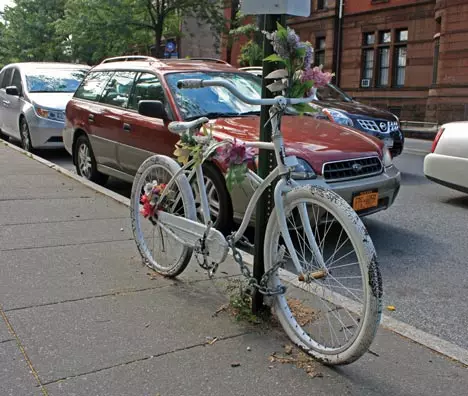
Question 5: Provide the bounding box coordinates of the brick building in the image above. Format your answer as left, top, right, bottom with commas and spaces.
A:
225, 0, 468, 124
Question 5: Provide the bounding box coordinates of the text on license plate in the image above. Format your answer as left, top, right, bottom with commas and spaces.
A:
352, 191, 379, 211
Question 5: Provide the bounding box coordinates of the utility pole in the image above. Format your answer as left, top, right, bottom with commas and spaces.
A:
252, 13, 286, 314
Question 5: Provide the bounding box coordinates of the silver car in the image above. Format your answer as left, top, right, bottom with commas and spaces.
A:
0, 62, 90, 151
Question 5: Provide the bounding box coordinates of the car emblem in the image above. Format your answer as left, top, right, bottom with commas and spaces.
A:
352, 163, 363, 173
379, 122, 388, 131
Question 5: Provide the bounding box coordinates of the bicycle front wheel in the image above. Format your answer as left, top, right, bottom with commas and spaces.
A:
264, 185, 382, 365
131, 155, 196, 277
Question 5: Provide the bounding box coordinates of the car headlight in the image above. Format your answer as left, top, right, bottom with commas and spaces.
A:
291, 158, 316, 180
35, 107, 65, 122
322, 108, 354, 127
382, 147, 393, 167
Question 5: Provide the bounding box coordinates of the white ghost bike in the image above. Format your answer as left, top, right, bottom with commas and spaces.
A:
130, 78, 383, 365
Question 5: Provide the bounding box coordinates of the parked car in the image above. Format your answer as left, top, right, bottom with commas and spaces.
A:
240, 66, 405, 157
64, 56, 401, 233
424, 122, 468, 193
0, 62, 90, 151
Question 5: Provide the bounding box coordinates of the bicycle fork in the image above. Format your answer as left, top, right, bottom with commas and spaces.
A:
273, 177, 328, 282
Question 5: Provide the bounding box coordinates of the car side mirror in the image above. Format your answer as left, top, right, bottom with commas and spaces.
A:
6, 86, 20, 96
138, 100, 167, 119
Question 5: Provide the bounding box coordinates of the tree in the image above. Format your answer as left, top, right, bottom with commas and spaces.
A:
58, 0, 225, 62
0, 0, 69, 64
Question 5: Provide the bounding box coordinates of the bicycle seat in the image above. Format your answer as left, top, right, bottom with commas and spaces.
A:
168, 117, 209, 135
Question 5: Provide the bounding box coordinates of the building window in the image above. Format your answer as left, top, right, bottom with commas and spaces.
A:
361, 28, 408, 88
377, 47, 390, 87
315, 37, 326, 66
433, 18, 441, 85
317, 0, 327, 10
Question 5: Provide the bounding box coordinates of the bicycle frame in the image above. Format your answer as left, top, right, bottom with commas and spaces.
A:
156, 104, 326, 274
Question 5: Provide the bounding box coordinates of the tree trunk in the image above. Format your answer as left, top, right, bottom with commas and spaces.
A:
154, 17, 165, 58
225, 0, 239, 64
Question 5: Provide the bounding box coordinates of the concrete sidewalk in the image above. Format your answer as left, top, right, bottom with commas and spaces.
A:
0, 142, 466, 396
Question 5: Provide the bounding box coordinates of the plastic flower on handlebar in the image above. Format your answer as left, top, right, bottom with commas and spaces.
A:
215, 139, 257, 192
173, 124, 216, 166
263, 23, 334, 113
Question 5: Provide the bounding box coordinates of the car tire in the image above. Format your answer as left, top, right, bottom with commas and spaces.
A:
19, 118, 34, 153
191, 162, 234, 236
0, 129, 9, 141
74, 134, 108, 185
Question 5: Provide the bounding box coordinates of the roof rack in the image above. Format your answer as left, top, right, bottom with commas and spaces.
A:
164, 58, 232, 65
100, 55, 160, 64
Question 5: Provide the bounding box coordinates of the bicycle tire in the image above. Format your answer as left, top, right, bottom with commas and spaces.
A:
131, 155, 197, 277
264, 185, 382, 365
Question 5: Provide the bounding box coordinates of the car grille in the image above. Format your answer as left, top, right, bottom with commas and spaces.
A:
322, 156, 383, 182
357, 119, 399, 133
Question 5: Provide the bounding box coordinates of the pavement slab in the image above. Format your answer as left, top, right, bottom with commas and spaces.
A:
0, 340, 43, 396
0, 195, 127, 226
44, 329, 468, 396
0, 240, 168, 311
0, 173, 99, 200
0, 217, 133, 252
0, 319, 13, 343
6, 280, 249, 384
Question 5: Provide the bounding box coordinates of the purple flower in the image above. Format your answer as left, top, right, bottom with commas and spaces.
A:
303, 42, 314, 70
302, 66, 334, 89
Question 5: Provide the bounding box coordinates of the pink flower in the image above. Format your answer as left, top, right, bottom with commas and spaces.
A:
302, 66, 334, 89
215, 139, 256, 168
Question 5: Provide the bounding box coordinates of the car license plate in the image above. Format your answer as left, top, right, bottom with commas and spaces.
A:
352, 190, 379, 212
383, 137, 394, 148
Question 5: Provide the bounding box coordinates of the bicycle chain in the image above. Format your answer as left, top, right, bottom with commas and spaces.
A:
227, 235, 286, 296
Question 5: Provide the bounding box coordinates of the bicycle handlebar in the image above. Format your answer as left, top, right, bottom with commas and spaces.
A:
176, 79, 316, 106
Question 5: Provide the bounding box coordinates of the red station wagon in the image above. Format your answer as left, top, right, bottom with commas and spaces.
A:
63, 56, 401, 233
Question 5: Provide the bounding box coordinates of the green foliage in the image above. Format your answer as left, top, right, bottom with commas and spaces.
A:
0, 0, 226, 66
238, 40, 263, 67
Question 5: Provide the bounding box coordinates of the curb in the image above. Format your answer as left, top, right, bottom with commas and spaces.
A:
3, 138, 467, 367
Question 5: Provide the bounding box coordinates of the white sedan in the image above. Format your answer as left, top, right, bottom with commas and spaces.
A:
424, 121, 468, 193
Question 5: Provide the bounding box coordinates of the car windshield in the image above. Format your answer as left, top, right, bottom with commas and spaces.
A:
316, 84, 353, 102
25, 69, 89, 93
165, 71, 263, 120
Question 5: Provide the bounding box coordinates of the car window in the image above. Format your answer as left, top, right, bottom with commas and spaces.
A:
24, 68, 88, 93
165, 71, 261, 120
74, 71, 114, 102
11, 69, 23, 95
0, 68, 13, 89
100, 71, 137, 108
128, 72, 171, 116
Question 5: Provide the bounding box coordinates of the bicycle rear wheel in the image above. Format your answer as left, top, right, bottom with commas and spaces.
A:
264, 185, 382, 365
130, 155, 196, 277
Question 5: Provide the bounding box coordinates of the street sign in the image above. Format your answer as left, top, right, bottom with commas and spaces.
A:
241, 0, 310, 17
165, 41, 176, 53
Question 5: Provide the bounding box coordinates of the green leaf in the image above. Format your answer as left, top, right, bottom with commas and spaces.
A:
292, 103, 318, 115
264, 54, 286, 64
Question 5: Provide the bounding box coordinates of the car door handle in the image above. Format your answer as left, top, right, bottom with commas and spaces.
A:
2, 100, 10, 106
123, 123, 131, 132
88, 114, 95, 122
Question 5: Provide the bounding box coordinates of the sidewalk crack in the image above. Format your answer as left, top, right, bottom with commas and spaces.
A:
0, 238, 134, 252
41, 332, 251, 387
0, 305, 48, 395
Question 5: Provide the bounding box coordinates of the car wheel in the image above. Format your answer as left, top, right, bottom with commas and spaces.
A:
20, 119, 34, 153
74, 134, 108, 185
0, 129, 9, 141
190, 162, 233, 236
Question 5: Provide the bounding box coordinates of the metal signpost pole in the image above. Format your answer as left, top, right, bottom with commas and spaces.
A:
240, 1, 311, 315
252, 13, 286, 315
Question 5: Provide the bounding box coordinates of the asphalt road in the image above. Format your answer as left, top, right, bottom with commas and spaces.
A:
23, 138, 468, 351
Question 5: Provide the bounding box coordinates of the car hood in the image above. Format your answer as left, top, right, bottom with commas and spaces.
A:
28, 92, 74, 110
209, 116, 384, 175
313, 99, 397, 120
